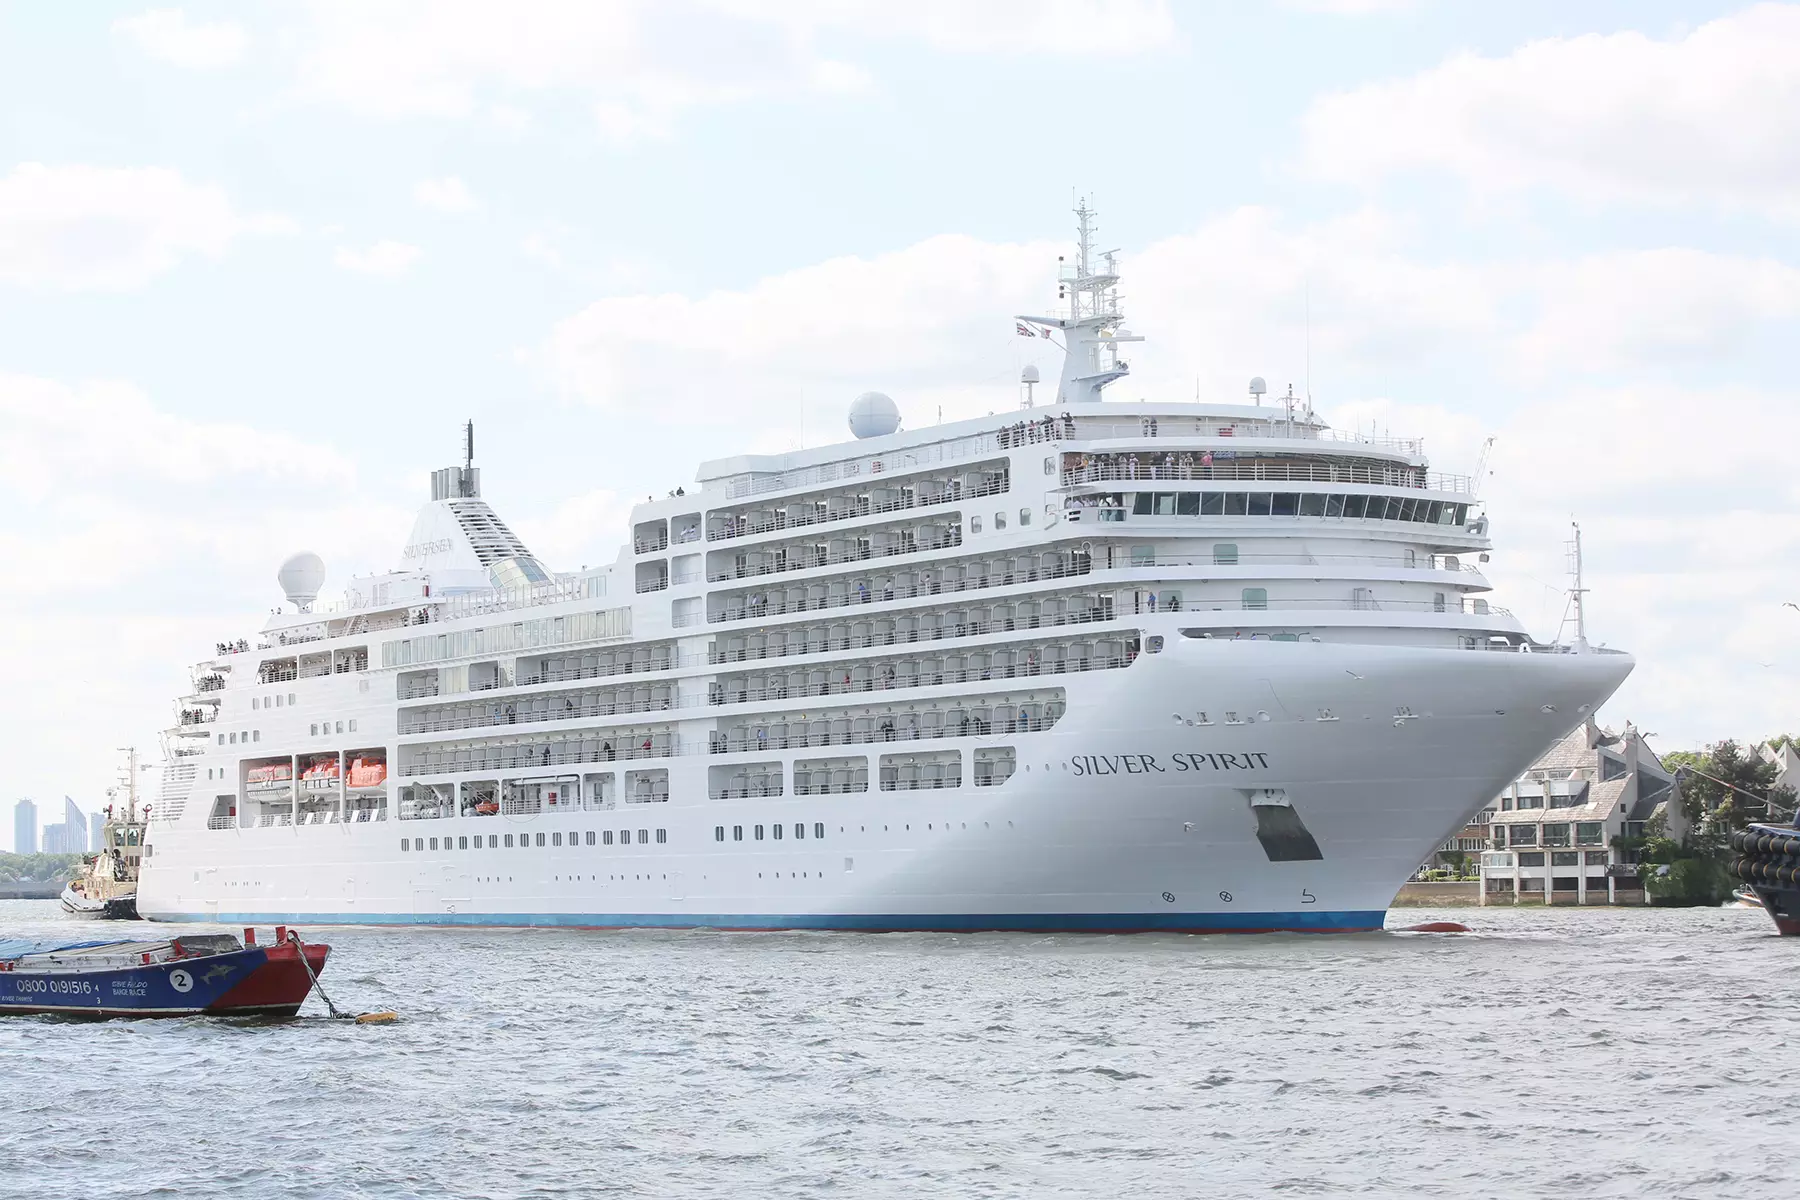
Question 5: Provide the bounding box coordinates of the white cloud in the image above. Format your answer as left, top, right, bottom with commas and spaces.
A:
0, 163, 290, 290
0, 374, 405, 827
291, 0, 1172, 137
1279, 0, 1416, 13
333, 239, 422, 275
113, 8, 249, 69
414, 176, 479, 213
1300, 4, 1800, 218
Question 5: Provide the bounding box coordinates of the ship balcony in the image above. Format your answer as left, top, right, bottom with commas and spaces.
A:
704, 469, 1009, 547
1059, 457, 1468, 493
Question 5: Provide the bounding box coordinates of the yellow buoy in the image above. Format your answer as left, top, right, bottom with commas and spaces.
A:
355, 1011, 400, 1025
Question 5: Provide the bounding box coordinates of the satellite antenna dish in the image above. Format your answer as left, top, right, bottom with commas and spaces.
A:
1021, 364, 1041, 408
278, 552, 326, 613
1249, 377, 1267, 406
848, 392, 901, 439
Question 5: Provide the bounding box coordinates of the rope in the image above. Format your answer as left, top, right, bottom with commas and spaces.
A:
286, 930, 351, 1020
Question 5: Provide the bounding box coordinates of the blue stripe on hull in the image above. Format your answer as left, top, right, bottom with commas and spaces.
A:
153, 909, 1387, 933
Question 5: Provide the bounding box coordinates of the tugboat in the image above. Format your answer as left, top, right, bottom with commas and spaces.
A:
60, 749, 148, 920
1728, 824, 1800, 934
0, 927, 329, 1018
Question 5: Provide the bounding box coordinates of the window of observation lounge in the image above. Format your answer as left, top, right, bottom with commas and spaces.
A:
1133, 491, 1467, 526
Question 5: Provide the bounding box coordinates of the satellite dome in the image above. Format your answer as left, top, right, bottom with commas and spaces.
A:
278, 552, 326, 612
848, 391, 901, 439
1021, 364, 1041, 384
1249, 376, 1267, 397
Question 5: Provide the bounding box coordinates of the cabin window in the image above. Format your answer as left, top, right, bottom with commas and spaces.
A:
585, 831, 595, 845
349, 719, 358, 732
1201, 493, 1224, 515
505, 834, 514, 847
252, 731, 260, 742
1176, 493, 1199, 516
638, 829, 649, 844
1248, 493, 1272, 516
619, 829, 629, 844
604, 831, 614, 845
1242, 588, 1268, 610
733, 825, 743, 841
401, 838, 410, 851
429, 838, 438, 850
1019, 508, 1032, 526
335, 721, 344, 734
535, 833, 545, 847
1272, 493, 1298, 516
656, 829, 667, 844
971, 516, 983, 533
814, 823, 825, 839
1325, 495, 1344, 517
288, 693, 295, 705
251, 698, 259, 711
228, 732, 236, 745
1213, 543, 1238, 565
1343, 496, 1367, 519
1132, 493, 1153, 515
552, 833, 563, 846
772, 823, 784, 840
1299, 494, 1326, 517
489, 836, 498, 848
715, 826, 725, 842
1223, 493, 1248, 515
755, 825, 765, 840
793, 823, 805, 839
309, 724, 318, 736
995, 511, 1007, 530
217, 734, 224, 745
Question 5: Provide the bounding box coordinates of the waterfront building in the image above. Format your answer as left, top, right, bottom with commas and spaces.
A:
91, 810, 105, 852
12, 798, 36, 855
1479, 720, 1684, 905
1758, 741, 1799, 820
41, 797, 88, 854
1418, 801, 1495, 876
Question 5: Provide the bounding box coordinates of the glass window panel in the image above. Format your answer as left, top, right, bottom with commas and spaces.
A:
1299, 494, 1326, 517
1213, 543, 1238, 565
1271, 493, 1298, 516
1176, 493, 1200, 516
1223, 493, 1247, 515
1201, 493, 1224, 515
1247, 493, 1272, 516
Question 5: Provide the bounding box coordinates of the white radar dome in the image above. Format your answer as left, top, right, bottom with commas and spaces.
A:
278, 552, 326, 612
1021, 364, 1041, 384
1249, 376, 1267, 397
848, 391, 901, 439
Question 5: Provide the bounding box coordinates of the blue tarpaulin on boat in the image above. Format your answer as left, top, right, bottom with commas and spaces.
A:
0, 937, 134, 961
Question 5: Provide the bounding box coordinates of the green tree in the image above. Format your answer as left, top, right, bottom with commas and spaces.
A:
1669, 739, 1795, 838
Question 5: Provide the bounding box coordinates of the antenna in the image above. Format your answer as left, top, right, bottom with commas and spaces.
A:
1471, 435, 1496, 499
464, 420, 474, 470
1558, 521, 1590, 652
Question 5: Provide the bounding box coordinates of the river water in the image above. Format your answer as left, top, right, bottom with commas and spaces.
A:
2, 900, 1796, 1199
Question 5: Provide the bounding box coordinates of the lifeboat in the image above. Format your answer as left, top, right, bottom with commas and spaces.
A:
347, 757, 387, 790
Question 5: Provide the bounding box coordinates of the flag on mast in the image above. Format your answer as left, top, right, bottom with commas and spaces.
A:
1015, 322, 1039, 337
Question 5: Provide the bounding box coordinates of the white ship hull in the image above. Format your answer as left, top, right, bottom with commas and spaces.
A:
139, 638, 1630, 932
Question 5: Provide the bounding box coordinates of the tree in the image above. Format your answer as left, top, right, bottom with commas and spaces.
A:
1667, 739, 1795, 840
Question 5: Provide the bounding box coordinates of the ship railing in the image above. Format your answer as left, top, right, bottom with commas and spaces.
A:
1070, 418, 1423, 453
705, 474, 1009, 543
720, 433, 1002, 500
635, 577, 670, 594
1176, 597, 1511, 618
401, 696, 676, 735
1059, 461, 1469, 493
711, 655, 1129, 707
1106, 552, 1483, 573
713, 715, 1056, 756
514, 658, 675, 687
706, 528, 963, 584
708, 606, 1121, 665
880, 777, 965, 791
708, 555, 1090, 622
397, 740, 679, 778
793, 782, 871, 795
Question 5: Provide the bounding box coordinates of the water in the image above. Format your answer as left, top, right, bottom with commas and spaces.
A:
2, 900, 1796, 1199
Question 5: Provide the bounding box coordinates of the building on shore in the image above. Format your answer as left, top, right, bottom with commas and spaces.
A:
40, 796, 87, 855
1480, 720, 1684, 905
1418, 802, 1496, 876
90, 810, 104, 853
1758, 741, 1799, 821
11, 798, 37, 855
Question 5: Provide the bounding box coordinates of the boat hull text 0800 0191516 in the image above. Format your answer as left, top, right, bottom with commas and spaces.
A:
135, 201, 1632, 934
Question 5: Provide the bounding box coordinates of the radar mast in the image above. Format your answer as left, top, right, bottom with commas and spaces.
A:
1016, 198, 1143, 405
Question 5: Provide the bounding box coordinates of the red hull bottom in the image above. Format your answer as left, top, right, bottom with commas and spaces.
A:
206, 940, 328, 1014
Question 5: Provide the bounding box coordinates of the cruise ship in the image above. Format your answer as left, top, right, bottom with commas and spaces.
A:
138, 204, 1633, 932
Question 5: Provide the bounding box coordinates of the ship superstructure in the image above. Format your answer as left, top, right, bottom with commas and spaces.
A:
138, 204, 1634, 931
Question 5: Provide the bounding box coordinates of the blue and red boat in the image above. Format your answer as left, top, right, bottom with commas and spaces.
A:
0, 928, 329, 1018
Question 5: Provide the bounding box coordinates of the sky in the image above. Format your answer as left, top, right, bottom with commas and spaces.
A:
3, 0, 1797, 845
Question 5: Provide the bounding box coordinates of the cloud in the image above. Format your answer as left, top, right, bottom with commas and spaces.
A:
333, 239, 422, 275
112, 8, 249, 69
1299, 3, 1800, 218
1279, 0, 1416, 13
0, 163, 290, 290
414, 176, 479, 213
291, 0, 1173, 137
0, 374, 408, 825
